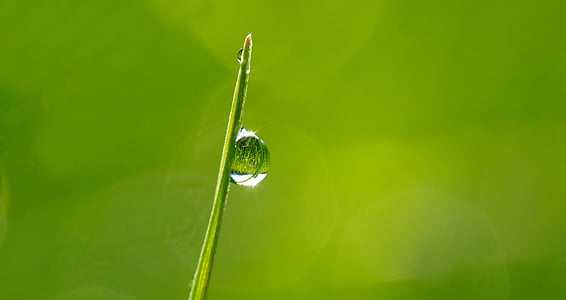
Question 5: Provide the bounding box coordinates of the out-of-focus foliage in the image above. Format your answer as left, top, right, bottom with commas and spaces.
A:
0, 0, 564, 299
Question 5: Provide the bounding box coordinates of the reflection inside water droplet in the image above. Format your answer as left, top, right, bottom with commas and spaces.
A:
237, 48, 243, 63
230, 173, 268, 187
230, 128, 270, 187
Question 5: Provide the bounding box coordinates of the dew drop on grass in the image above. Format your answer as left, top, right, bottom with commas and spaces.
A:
230, 128, 270, 187
237, 48, 243, 63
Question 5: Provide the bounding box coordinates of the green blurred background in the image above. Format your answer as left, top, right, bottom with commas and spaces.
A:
0, 0, 565, 299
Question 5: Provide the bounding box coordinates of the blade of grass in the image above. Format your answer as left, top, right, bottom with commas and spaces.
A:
188, 33, 253, 300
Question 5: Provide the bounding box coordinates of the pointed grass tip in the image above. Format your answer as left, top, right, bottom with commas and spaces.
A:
245, 33, 252, 46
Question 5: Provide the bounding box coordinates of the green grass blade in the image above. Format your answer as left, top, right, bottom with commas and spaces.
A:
188, 33, 253, 300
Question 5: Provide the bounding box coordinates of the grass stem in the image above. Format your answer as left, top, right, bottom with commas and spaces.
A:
188, 33, 253, 300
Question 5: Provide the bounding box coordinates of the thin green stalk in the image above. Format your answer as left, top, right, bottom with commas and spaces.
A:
188, 33, 253, 300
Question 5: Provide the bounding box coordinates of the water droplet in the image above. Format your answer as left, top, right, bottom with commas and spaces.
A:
237, 48, 243, 63
230, 128, 270, 187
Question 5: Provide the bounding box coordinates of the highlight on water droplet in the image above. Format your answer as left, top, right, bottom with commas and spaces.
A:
230, 128, 270, 187
237, 48, 243, 63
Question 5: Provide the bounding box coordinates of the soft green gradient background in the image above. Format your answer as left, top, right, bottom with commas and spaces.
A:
1, 0, 565, 299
